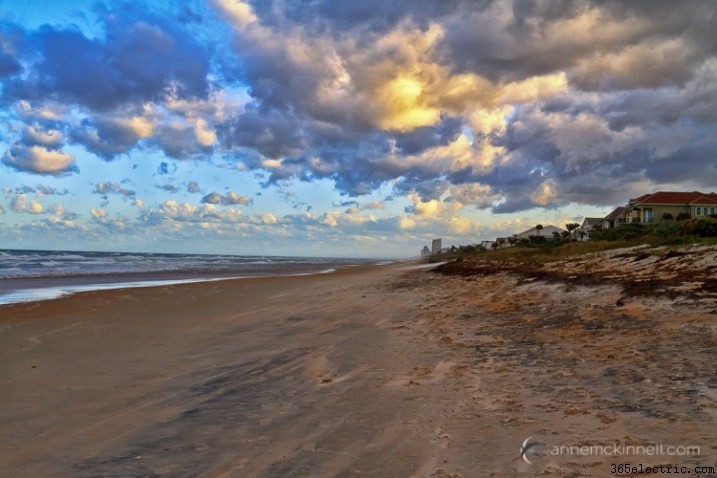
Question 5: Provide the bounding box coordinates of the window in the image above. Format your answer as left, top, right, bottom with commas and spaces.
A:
643, 208, 654, 223
696, 207, 702, 216
712, 207, 716, 215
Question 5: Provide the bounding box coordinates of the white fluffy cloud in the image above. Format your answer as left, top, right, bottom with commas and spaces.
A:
3, 145, 76, 175
90, 207, 107, 218
10, 194, 44, 214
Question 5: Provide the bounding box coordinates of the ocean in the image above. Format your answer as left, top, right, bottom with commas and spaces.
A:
0, 249, 384, 305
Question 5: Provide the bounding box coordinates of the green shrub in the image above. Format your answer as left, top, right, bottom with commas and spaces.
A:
682, 217, 717, 237
591, 223, 646, 241
654, 223, 681, 238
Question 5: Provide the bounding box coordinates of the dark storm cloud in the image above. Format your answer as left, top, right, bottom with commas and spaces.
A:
0, 23, 24, 77
218, 107, 306, 159
247, 0, 482, 36
441, 0, 716, 87
0, 7, 210, 110
643, 144, 717, 187
152, 124, 211, 159
0, 50, 20, 77
392, 116, 463, 155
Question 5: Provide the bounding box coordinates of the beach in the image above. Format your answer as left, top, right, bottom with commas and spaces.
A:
1, 252, 716, 477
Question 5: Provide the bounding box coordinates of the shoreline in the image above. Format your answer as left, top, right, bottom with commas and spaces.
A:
1, 255, 714, 476
0, 263, 395, 306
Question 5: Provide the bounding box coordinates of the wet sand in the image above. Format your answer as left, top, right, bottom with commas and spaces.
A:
1, 253, 715, 477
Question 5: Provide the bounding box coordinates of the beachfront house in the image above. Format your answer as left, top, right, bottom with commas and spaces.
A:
623, 191, 717, 224
495, 237, 512, 248
515, 225, 566, 240
575, 217, 603, 240
602, 206, 626, 229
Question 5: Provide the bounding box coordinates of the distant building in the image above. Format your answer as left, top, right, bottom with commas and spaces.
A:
575, 217, 603, 240
602, 207, 626, 229
431, 238, 442, 254
495, 237, 514, 248
480, 240, 495, 250
515, 225, 566, 239
420, 245, 431, 257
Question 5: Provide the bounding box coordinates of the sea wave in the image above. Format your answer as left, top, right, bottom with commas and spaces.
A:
0, 249, 376, 279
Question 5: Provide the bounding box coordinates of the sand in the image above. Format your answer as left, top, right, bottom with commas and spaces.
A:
1, 253, 715, 477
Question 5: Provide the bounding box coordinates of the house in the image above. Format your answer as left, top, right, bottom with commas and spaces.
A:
602, 206, 626, 229
480, 240, 495, 250
624, 191, 717, 223
515, 225, 566, 239
575, 217, 603, 240
495, 237, 512, 248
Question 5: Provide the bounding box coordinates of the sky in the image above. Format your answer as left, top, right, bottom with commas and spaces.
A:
0, 1, 716, 258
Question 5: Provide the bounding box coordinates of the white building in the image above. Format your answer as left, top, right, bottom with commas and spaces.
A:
515, 225, 566, 239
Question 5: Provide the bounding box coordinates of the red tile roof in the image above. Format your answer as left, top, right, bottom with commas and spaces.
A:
631, 193, 653, 202
689, 196, 717, 205
631, 191, 717, 205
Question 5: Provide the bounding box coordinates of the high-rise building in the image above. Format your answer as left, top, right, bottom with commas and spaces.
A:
431, 238, 442, 254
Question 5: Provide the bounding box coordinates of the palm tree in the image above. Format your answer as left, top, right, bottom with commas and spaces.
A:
535, 224, 544, 236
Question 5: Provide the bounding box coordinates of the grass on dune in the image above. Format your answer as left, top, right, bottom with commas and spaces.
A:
432, 219, 717, 264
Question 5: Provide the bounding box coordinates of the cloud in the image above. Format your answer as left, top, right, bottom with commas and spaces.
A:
405, 193, 463, 218
35, 185, 68, 196
200, 191, 252, 205
213, 0, 257, 28
93, 181, 136, 199
2, 9, 210, 111
187, 181, 201, 193
193, 118, 217, 146
90, 207, 107, 218
157, 161, 177, 176
10, 194, 44, 214
143, 200, 244, 224
70, 112, 154, 160
207, 0, 717, 212
0, 48, 20, 77
22, 125, 64, 147
361, 201, 385, 210
7, 185, 68, 196
2, 144, 77, 175
151, 120, 216, 159
156, 183, 180, 193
